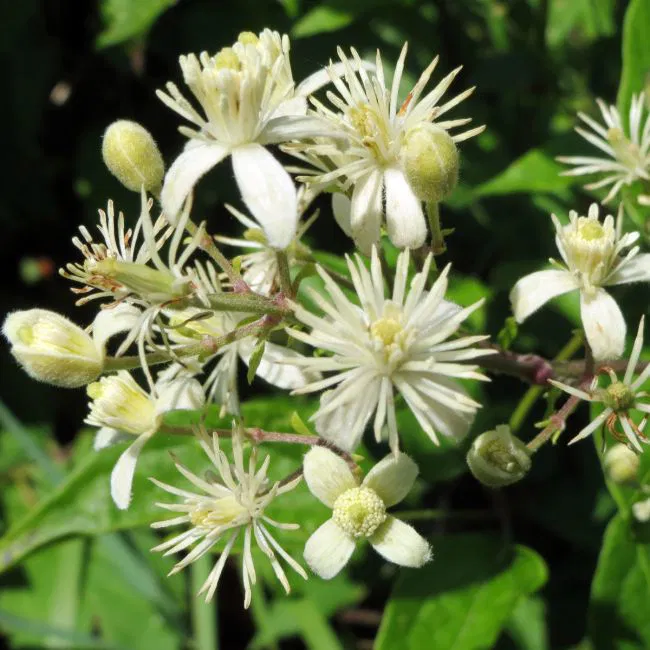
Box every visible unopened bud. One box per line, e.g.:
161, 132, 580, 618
402, 124, 459, 202
467, 425, 531, 488
102, 120, 165, 194
3, 309, 103, 388
603, 443, 640, 485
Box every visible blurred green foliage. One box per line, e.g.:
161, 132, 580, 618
2, 0, 650, 648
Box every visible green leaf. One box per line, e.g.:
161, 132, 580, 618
474, 150, 574, 198
589, 514, 650, 649
97, 0, 176, 48
0, 398, 321, 574
617, 0, 650, 118
506, 596, 549, 650
78, 535, 182, 650
375, 535, 548, 650
545, 0, 615, 49
292, 6, 354, 38
247, 338, 267, 384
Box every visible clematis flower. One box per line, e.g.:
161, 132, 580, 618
158, 29, 344, 248
510, 203, 650, 360
558, 95, 650, 204
302, 446, 431, 579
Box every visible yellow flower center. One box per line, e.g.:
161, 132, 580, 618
370, 316, 402, 347
214, 47, 240, 71
602, 381, 636, 412
578, 221, 605, 241
332, 487, 387, 538
190, 495, 249, 529
237, 31, 259, 46
607, 127, 642, 170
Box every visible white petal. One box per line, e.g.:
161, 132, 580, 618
238, 340, 320, 389
607, 254, 650, 286
302, 446, 357, 506
362, 453, 418, 507
303, 519, 356, 579
369, 516, 432, 568
510, 270, 578, 322
332, 193, 352, 237
94, 427, 125, 450
231, 143, 298, 249
161, 142, 229, 222
580, 289, 626, 360
260, 115, 332, 141
155, 376, 205, 413
110, 432, 153, 510
384, 168, 427, 249
350, 170, 383, 255
92, 304, 141, 349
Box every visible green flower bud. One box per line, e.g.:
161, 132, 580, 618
401, 124, 459, 202
102, 120, 165, 194
467, 425, 531, 488
603, 443, 640, 485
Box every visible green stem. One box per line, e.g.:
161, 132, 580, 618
426, 201, 446, 255
186, 220, 245, 290
191, 554, 219, 650
275, 250, 294, 298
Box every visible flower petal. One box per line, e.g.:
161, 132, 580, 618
94, 426, 125, 451
362, 453, 418, 507
332, 193, 352, 237
384, 168, 427, 249
238, 340, 320, 389
580, 288, 626, 360
231, 143, 298, 249
607, 253, 650, 286
303, 518, 356, 579
510, 270, 578, 323
92, 304, 141, 349
369, 516, 432, 568
302, 446, 357, 507
161, 142, 229, 222
350, 170, 383, 255
260, 115, 332, 142
110, 431, 154, 510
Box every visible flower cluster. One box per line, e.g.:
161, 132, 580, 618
5, 25, 650, 611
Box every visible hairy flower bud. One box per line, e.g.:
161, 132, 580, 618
603, 443, 640, 485
466, 425, 531, 488
3, 309, 103, 388
102, 120, 165, 194
401, 124, 459, 202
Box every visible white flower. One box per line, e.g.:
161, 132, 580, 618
288, 246, 492, 453
550, 316, 650, 451
291, 44, 484, 251
510, 203, 650, 360
150, 427, 306, 607
158, 29, 337, 248
87, 370, 205, 509
2, 306, 137, 388
558, 95, 650, 203
302, 446, 431, 579
166, 305, 318, 415
60, 195, 173, 306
